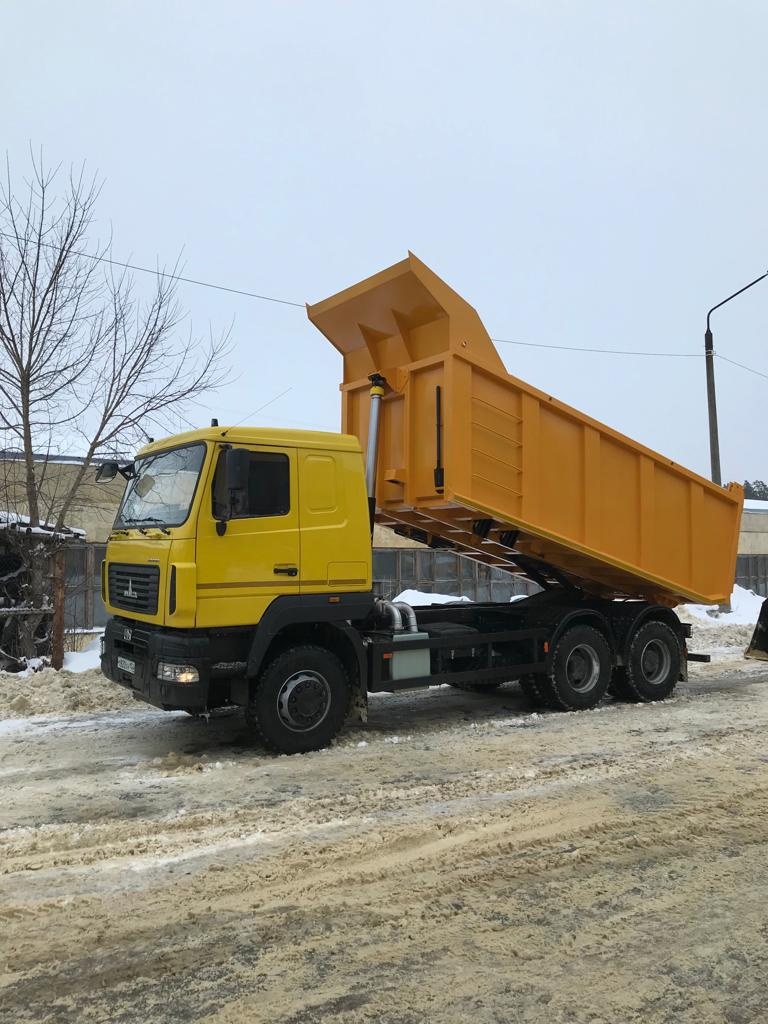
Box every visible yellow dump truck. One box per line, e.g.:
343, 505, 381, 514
98, 255, 744, 753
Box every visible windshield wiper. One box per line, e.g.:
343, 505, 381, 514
122, 517, 171, 535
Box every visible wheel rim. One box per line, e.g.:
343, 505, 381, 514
276, 670, 332, 733
640, 639, 671, 685
564, 644, 601, 693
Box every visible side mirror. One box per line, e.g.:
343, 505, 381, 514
215, 448, 250, 535
225, 448, 250, 493
96, 462, 118, 482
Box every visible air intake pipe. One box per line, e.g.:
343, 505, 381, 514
392, 601, 418, 633
376, 599, 403, 633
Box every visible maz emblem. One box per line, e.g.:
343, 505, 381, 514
123, 579, 138, 600
123, 627, 133, 642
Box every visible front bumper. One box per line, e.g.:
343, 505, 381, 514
101, 617, 210, 711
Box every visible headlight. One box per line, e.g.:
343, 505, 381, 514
157, 662, 199, 684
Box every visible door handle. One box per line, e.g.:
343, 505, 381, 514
273, 566, 298, 577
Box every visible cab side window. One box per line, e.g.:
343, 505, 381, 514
212, 451, 290, 519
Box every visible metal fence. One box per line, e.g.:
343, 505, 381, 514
63, 544, 540, 630
372, 548, 540, 602
735, 554, 768, 597
64, 543, 107, 631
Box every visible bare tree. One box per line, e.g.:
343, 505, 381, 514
0, 152, 229, 661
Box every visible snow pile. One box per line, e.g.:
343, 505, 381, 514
0, 633, 137, 719
63, 636, 102, 673
394, 589, 471, 606
678, 585, 763, 661
0, 666, 136, 719
679, 585, 764, 627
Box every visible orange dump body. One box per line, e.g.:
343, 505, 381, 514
307, 253, 743, 606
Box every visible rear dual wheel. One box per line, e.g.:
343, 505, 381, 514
609, 621, 681, 702
519, 626, 612, 711
541, 625, 612, 711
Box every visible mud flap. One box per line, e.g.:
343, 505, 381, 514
745, 597, 768, 661
350, 684, 368, 724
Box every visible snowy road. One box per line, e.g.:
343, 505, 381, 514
3, 648, 768, 1023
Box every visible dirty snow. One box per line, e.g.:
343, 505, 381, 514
0, 666, 136, 718
1, 588, 768, 1021
4, 664, 768, 1023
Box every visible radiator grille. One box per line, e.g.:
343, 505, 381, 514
107, 563, 160, 615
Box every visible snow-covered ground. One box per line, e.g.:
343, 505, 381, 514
3, 653, 768, 1023
1, 589, 767, 1021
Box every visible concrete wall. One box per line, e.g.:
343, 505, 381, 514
372, 524, 425, 549
0, 460, 124, 543
738, 509, 768, 556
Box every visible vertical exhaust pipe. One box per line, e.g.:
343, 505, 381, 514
365, 373, 387, 534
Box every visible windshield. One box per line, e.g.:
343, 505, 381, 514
116, 443, 206, 528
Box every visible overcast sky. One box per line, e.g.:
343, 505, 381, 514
4, 0, 767, 483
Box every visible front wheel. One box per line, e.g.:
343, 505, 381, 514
245, 645, 351, 754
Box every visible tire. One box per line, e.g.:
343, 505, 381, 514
541, 625, 612, 711
619, 621, 681, 702
448, 680, 503, 693
245, 645, 350, 754
519, 673, 551, 708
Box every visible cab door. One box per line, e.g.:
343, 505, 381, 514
196, 445, 299, 627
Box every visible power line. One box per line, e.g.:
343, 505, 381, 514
5, 229, 763, 369
492, 336, 699, 358
715, 353, 768, 381
0, 231, 305, 309
229, 386, 294, 428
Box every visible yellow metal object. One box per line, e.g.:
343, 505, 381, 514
308, 253, 743, 606
103, 427, 372, 629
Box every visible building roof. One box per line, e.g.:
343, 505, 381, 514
0, 510, 85, 539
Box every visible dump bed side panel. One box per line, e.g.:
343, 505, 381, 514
309, 254, 743, 606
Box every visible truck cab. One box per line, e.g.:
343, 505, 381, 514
100, 427, 374, 734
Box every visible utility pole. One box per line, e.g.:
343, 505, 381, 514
705, 271, 768, 485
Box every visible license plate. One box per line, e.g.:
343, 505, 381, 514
117, 656, 135, 674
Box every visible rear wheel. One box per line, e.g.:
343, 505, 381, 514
619, 621, 681, 702
541, 625, 612, 711
245, 645, 350, 754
